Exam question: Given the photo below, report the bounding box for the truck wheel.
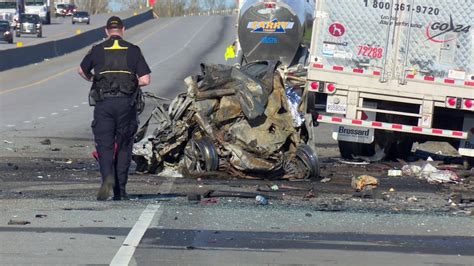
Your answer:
[463,156,474,170]
[338,141,375,159]
[384,139,414,160]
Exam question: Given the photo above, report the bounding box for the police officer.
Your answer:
[78,16,151,201]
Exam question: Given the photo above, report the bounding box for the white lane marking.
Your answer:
[150,17,214,69]
[38,116,46,120]
[23,121,31,124]
[6,125,15,127]
[73,105,79,108]
[51,113,58,116]
[110,177,175,266]
[81,102,88,105]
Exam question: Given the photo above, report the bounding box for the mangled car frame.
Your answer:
[133,61,320,180]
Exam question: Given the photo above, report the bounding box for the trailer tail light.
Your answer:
[310,82,319,91]
[447,98,457,107]
[465,99,473,109]
[327,83,336,93]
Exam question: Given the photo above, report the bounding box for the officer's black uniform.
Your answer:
[80,16,151,200]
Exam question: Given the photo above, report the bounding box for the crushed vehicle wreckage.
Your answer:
[133,61,320,180]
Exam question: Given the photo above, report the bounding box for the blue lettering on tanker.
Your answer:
[247,19,294,33]
[261,36,278,44]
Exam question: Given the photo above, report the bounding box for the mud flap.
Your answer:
[459,114,474,157]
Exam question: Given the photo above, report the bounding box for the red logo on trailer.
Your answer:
[329,23,345,37]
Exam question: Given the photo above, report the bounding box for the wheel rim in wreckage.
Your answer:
[183,136,219,174]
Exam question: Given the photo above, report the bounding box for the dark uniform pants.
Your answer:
[92,97,138,196]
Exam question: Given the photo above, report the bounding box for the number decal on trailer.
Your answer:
[363,0,440,16]
[358,46,383,59]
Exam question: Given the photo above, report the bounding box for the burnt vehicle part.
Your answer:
[133,61,320,180]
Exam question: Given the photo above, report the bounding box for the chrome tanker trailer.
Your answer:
[237,0,315,66]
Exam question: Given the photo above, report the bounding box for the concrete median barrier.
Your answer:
[0,10,154,72]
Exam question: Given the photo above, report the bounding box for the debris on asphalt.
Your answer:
[8,220,31,225]
[303,190,316,200]
[389,188,396,192]
[35,214,47,218]
[407,196,418,202]
[50,148,61,152]
[200,198,219,205]
[388,169,402,177]
[3,140,13,144]
[270,185,279,191]
[187,193,201,202]
[132,62,320,180]
[204,190,268,199]
[401,162,461,184]
[337,159,370,165]
[351,175,379,192]
[40,139,51,145]
[256,195,269,205]
[320,177,331,183]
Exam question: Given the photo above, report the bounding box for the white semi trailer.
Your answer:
[304,0,474,167]
[24,0,51,24]
[0,0,17,26]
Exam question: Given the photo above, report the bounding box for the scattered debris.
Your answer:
[37,176,43,179]
[389,188,396,192]
[451,193,474,204]
[50,148,61,152]
[40,139,51,145]
[107,236,116,239]
[401,162,460,184]
[187,193,201,202]
[8,220,31,225]
[303,190,316,200]
[35,214,47,218]
[407,196,418,202]
[3,140,13,144]
[270,185,279,191]
[320,177,331,183]
[351,175,379,192]
[305,213,312,217]
[132,62,320,180]
[388,169,402,177]
[200,198,219,205]
[255,195,268,205]
[336,159,369,165]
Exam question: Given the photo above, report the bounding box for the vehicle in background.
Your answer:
[16,13,42,37]
[0,19,13,43]
[0,0,17,27]
[72,11,91,24]
[72,11,89,24]
[304,0,474,167]
[55,3,65,17]
[24,0,50,24]
[60,3,76,16]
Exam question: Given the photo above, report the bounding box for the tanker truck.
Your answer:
[236,0,315,67]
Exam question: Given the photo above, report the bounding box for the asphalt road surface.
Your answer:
[1,15,473,266]
[0,10,139,50]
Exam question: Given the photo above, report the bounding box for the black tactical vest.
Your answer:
[93,39,138,96]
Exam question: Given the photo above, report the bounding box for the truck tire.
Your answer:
[463,156,474,170]
[338,141,375,159]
